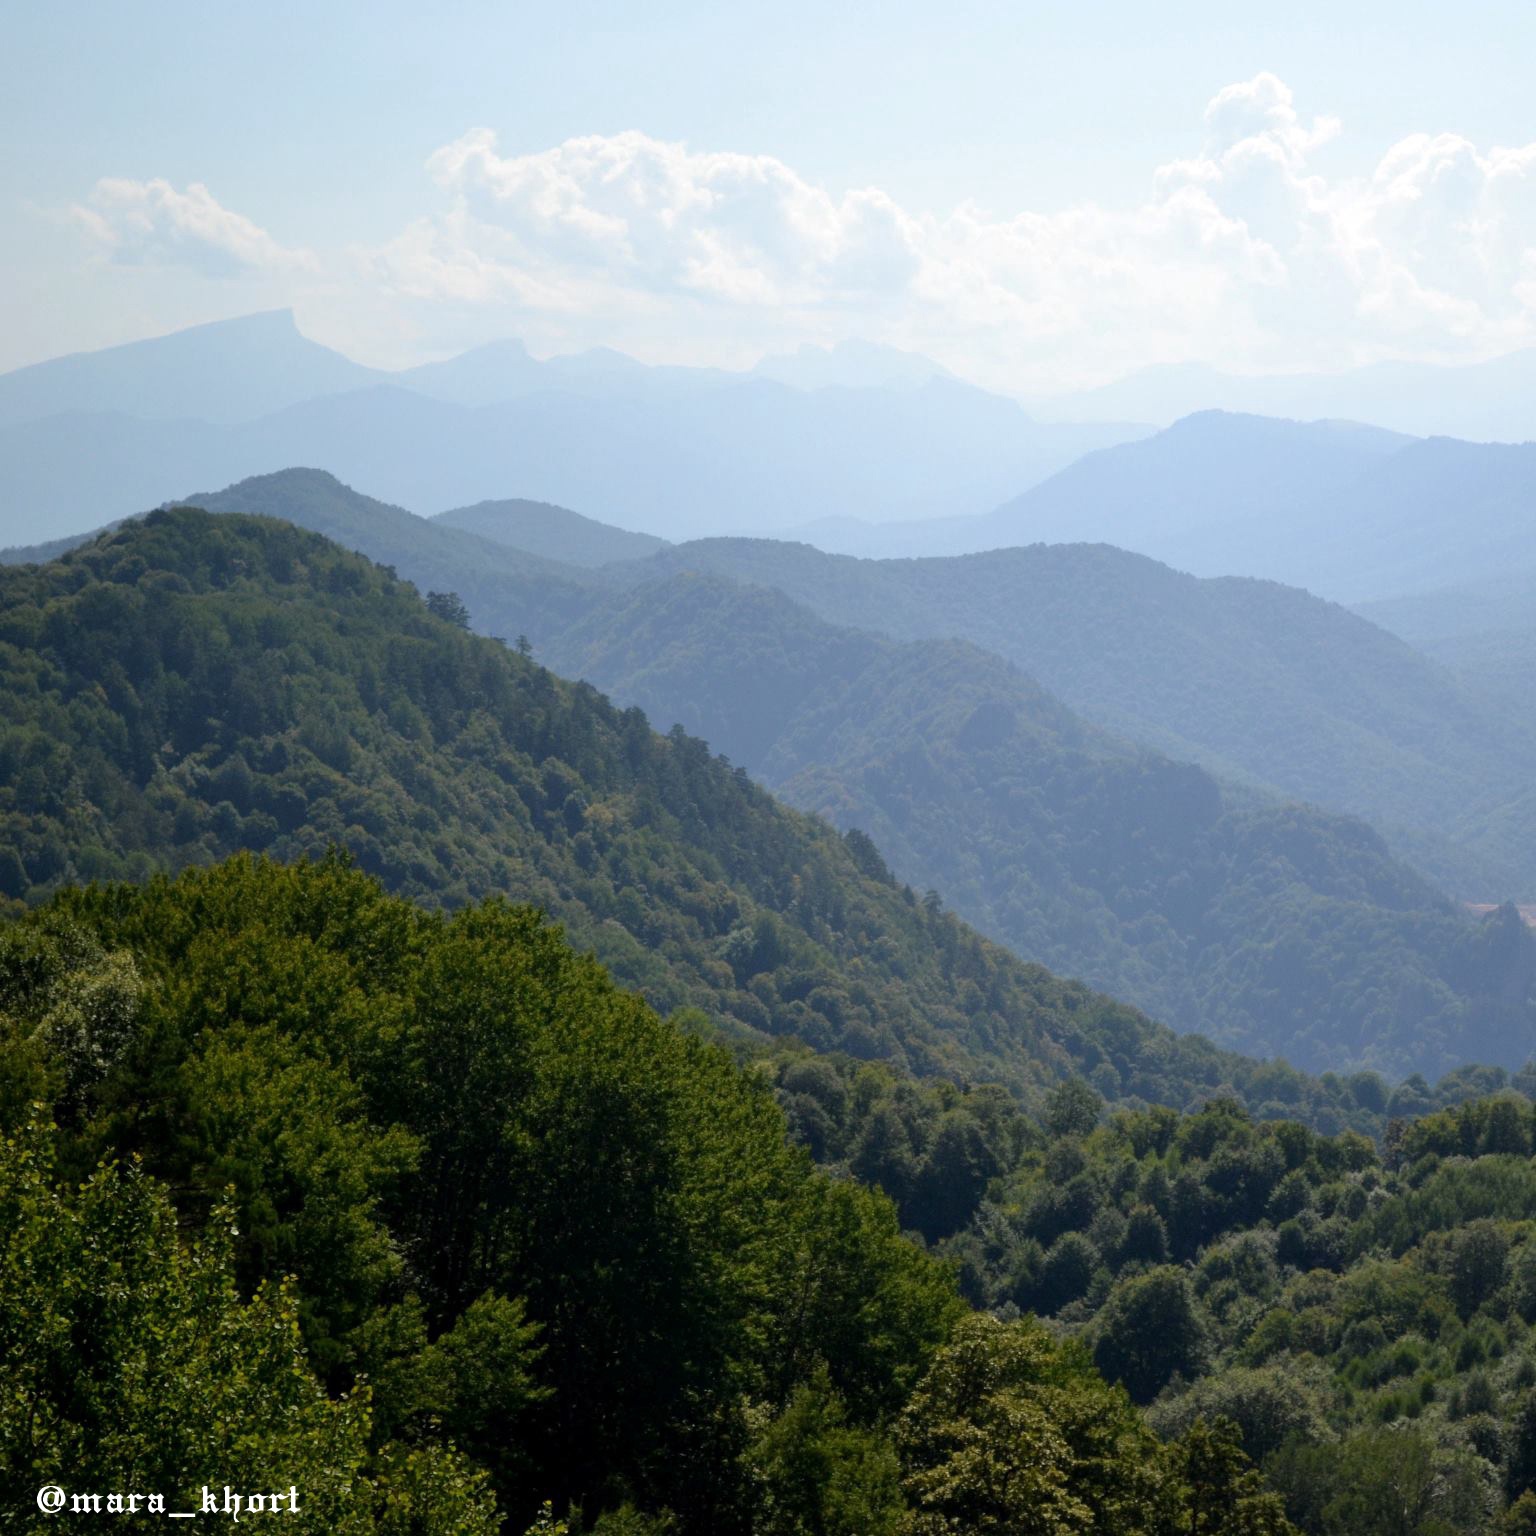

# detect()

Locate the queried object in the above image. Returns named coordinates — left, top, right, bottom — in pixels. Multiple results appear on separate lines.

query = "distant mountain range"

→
left=0, top=311, right=1141, bottom=547
left=786, top=411, right=1536, bottom=606
left=0, top=309, right=382, bottom=427
left=1028, top=345, right=1536, bottom=442
left=8, top=315, right=1533, bottom=620
left=585, top=531, right=1535, bottom=897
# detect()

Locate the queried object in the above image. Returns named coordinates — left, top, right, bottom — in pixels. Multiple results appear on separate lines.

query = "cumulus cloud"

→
left=414, top=128, right=923, bottom=306
left=354, top=76, right=1536, bottom=387
left=65, top=77, right=1536, bottom=389
left=72, top=178, right=316, bottom=279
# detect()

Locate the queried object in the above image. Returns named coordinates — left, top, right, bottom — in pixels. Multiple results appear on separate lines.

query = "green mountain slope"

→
left=1358, top=570, right=1536, bottom=724
left=165, top=474, right=1531, bottom=907
left=613, top=536, right=1536, bottom=900
left=0, top=504, right=1358, bottom=1121
left=17, top=473, right=1530, bottom=1079
left=181, top=467, right=598, bottom=631
left=107, top=471, right=1533, bottom=912
left=544, top=571, right=1536, bottom=1078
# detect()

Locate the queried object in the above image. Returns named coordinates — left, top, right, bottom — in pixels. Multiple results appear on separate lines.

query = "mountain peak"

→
left=0, top=309, right=381, bottom=432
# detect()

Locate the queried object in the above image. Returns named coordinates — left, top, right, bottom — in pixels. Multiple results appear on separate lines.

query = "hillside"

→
left=0, top=504, right=1363, bottom=1124
left=931, top=1081, right=1536, bottom=1536
left=613, top=536, right=1536, bottom=900
left=1358, top=571, right=1536, bottom=656
left=545, top=571, right=1536, bottom=1077
left=434, top=496, right=670, bottom=567
left=18, top=473, right=1534, bottom=1072
left=1308, top=438, right=1536, bottom=603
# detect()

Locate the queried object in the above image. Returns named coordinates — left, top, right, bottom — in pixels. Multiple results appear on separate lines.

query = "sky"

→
left=4, top=0, right=1536, bottom=393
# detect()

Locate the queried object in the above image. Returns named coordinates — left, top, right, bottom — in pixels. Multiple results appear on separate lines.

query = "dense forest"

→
left=609, top=532, right=1536, bottom=901
left=0, top=504, right=1437, bottom=1127
left=39, top=472, right=1531, bottom=1081
left=539, top=569, right=1536, bottom=1079
left=4, top=853, right=1303, bottom=1534
left=106, top=465, right=1536, bottom=912
left=11, top=857, right=1536, bottom=1531
left=863, top=1073, right=1536, bottom=1536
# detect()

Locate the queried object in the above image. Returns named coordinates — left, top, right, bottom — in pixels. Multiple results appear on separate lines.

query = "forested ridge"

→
left=40, top=470, right=1530, bottom=1081
left=541, top=569, right=1536, bottom=1079
left=0, top=503, right=1405, bottom=1123
left=612, top=532, right=1536, bottom=900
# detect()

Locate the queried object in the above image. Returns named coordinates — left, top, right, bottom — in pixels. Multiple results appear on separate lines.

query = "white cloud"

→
left=62, top=78, right=1536, bottom=390
left=72, top=178, right=316, bottom=279
left=416, top=128, right=923, bottom=306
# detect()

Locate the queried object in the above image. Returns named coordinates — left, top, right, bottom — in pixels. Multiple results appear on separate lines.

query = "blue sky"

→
left=5, top=1, right=1536, bottom=389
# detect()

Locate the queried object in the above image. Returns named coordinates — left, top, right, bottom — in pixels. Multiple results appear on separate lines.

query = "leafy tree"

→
left=1449, top=1219, right=1509, bottom=1317
left=1313, top=1425, right=1492, bottom=1536
left=1169, top=1417, right=1296, bottom=1536
left=425, top=590, right=471, bottom=628
left=896, top=1314, right=1166, bottom=1535
left=1093, top=1267, right=1207, bottom=1404
left=1035, top=1232, right=1099, bottom=1315
left=1047, top=1078, right=1104, bottom=1139
left=0, top=1115, right=496, bottom=1534
left=6, top=856, right=964, bottom=1532
left=747, top=1369, right=903, bottom=1536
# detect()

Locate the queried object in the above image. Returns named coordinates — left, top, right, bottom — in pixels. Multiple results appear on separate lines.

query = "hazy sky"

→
left=5, top=0, right=1536, bottom=391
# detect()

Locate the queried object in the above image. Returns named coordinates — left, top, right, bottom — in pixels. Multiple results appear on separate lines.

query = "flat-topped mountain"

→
left=0, top=309, right=383, bottom=428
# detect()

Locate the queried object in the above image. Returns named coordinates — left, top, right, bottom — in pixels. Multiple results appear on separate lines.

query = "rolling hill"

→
left=434, top=496, right=670, bottom=567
